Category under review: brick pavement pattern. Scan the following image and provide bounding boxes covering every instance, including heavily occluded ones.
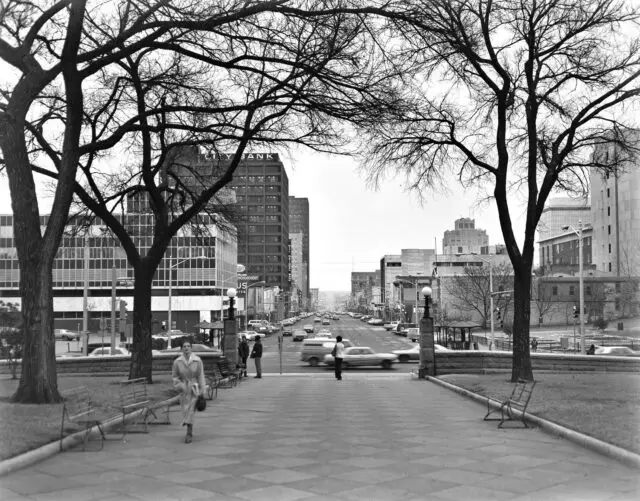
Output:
[0,374,638,501]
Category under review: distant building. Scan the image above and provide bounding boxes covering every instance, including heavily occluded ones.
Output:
[443,218,489,254]
[350,271,380,310]
[537,197,590,243]
[538,226,594,276]
[309,288,319,310]
[289,196,310,308]
[590,142,640,277]
[379,254,401,308]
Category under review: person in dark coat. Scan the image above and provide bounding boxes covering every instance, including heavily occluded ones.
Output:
[238,335,250,377]
[250,335,263,378]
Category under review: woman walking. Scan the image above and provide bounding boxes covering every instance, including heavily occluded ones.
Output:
[172,341,206,443]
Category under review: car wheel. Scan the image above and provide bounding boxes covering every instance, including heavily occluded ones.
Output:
[309,357,319,367]
[399,355,409,363]
[381,360,392,370]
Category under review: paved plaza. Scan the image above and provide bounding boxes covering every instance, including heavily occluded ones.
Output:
[0,374,638,501]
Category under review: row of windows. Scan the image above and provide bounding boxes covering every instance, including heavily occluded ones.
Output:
[247,215,281,223]
[248,236,282,243]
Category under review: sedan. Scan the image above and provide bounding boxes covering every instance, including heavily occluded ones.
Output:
[324,346,398,369]
[89,347,131,357]
[368,318,384,326]
[161,344,222,354]
[54,329,81,342]
[303,324,314,333]
[238,330,260,341]
[392,344,450,363]
[292,330,308,342]
[594,346,639,357]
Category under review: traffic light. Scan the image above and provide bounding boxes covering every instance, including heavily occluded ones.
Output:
[161,321,166,331]
[573,306,578,321]
[495,307,502,328]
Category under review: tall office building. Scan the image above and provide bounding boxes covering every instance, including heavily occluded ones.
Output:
[537,197,590,243]
[228,153,290,290]
[443,218,489,254]
[289,197,310,309]
[380,254,402,306]
[590,141,640,277]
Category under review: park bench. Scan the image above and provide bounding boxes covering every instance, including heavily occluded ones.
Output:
[217,359,242,384]
[484,379,537,428]
[117,377,170,440]
[59,386,107,451]
[206,365,235,399]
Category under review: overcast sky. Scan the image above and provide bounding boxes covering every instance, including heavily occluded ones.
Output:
[285,149,527,292]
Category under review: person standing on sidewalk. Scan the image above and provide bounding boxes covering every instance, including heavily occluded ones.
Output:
[238,334,250,377]
[334,335,345,381]
[172,341,205,443]
[250,335,263,378]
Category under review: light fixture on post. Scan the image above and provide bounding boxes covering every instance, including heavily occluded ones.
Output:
[418,286,435,379]
[562,220,585,354]
[224,287,238,368]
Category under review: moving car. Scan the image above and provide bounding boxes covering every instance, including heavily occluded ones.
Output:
[303,324,314,333]
[323,346,398,369]
[367,318,384,326]
[282,326,293,337]
[392,344,450,363]
[322,318,331,325]
[300,338,353,366]
[54,329,80,342]
[238,330,260,341]
[292,330,308,342]
[594,346,639,357]
[314,317,322,323]
[89,347,131,357]
[161,344,222,354]
[384,322,399,331]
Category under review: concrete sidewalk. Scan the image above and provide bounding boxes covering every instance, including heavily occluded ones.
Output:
[0,374,638,501]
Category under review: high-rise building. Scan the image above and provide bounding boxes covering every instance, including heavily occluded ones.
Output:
[537,197,590,243]
[590,142,640,277]
[227,153,290,292]
[380,254,402,307]
[443,218,489,254]
[289,197,310,308]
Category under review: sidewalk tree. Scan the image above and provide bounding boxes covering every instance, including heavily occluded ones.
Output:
[6,1,383,384]
[356,0,640,381]
[444,264,513,329]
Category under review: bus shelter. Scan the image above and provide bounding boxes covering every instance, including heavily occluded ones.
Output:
[435,321,483,350]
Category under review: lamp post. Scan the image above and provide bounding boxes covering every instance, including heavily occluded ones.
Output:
[223,288,238,366]
[562,220,585,354]
[418,286,434,378]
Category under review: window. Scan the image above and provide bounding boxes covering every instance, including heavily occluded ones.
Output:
[552,286,558,296]
[607,188,610,197]
[608,225,611,235]
[607,206,611,216]
[608,244,611,253]
[608,262,612,272]
[586,286,591,295]
[569,286,575,296]
[615,282,621,293]
[457,246,462,253]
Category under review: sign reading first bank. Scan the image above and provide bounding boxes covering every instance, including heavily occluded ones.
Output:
[199,152,280,162]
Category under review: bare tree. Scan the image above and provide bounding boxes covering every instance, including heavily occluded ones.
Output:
[3,1,385,384]
[0,0,374,400]
[444,264,513,328]
[531,270,555,326]
[355,0,640,380]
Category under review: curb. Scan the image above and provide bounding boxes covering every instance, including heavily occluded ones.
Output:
[0,396,179,477]
[424,375,640,469]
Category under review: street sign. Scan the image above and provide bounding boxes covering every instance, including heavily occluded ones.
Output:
[238,274,260,282]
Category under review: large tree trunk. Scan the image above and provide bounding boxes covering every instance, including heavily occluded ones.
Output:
[128,267,154,382]
[511,268,533,382]
[13,260,61,402]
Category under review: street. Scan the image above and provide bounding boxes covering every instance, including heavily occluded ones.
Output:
[255,316,419,374]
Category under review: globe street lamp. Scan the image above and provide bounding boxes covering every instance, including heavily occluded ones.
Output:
[562,220,585,354]
[224,287,238,366]
[418,285,433,378]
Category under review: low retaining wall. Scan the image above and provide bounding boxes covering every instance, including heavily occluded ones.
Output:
[0,353,224,376]
[434,351,640,374]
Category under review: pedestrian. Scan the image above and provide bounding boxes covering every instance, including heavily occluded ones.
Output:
[250,335,263,378]
[171,341,206,444]
[238,334,250,377]
[531,338,538,352]
[587,344,596,355]
[333,335,345,381]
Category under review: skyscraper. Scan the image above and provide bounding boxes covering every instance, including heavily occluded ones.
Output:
[289,197,310,309]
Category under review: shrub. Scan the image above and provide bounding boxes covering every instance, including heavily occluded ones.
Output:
[592,317,608,331]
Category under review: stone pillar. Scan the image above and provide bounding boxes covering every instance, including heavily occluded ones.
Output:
[224,319,237,367]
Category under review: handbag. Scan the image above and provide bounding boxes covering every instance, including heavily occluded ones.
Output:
[331,344,337,357]
[195,394,207,412]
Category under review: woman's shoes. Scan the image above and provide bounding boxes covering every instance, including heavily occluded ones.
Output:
[185,424,193,443]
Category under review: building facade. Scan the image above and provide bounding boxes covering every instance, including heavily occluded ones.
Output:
[0,208,239,333]
[538,226,594,276]
[289,196,310,308]
[443,218,489,254]
[590,143,640,277]
[227,153,291,316]
[537,197,591,243]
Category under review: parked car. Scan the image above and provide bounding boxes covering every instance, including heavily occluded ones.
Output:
[594,346,639,357]
[303,324,315,333]
[392,344,450,363]
[238,330,260,341]
[89,347,131,357]
[282,326,293,337]
[161,344,222,354]
[324,346,398,369]
[54,329,80,342]
[292,330,308,342]
[314,317,322,323]
[368,318,384,326]
[384,322,399,331]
